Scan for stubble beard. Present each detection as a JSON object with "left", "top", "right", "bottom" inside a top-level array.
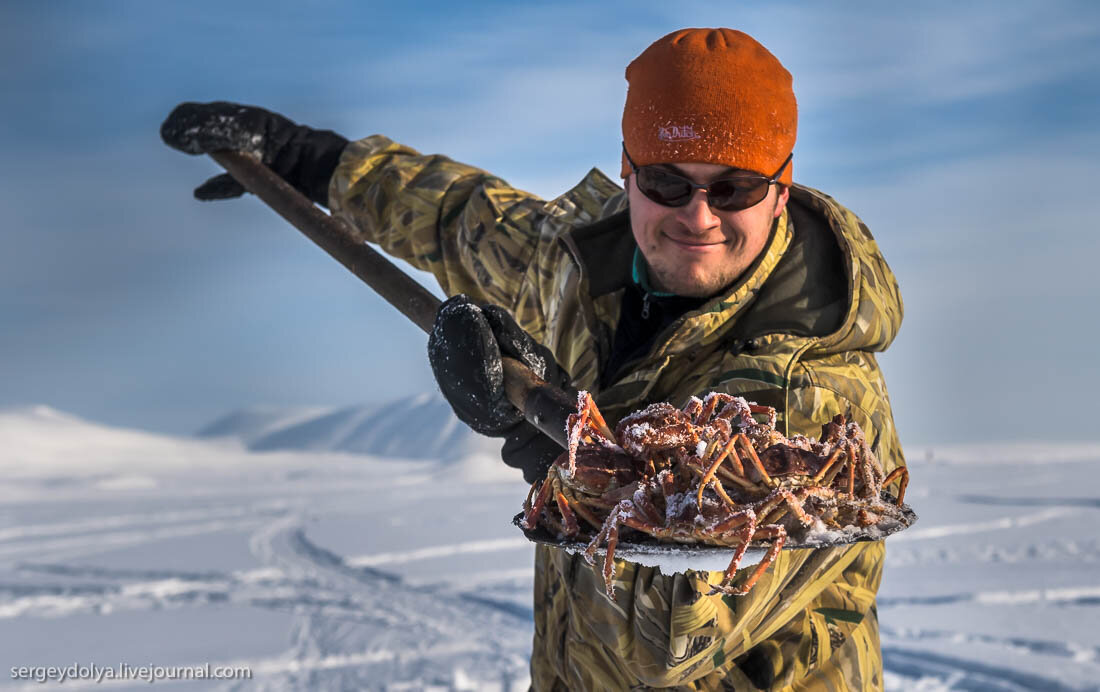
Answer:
[
  {"left": 644, "top": 196, "right": 779, "bottom": 299},
  {"left": 646, "top": 256, "right": 743, "bottom": 298}
]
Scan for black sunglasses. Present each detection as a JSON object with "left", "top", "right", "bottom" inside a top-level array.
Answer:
[{"left": 623, "top": 143, "right": 792, "bottom": 212}]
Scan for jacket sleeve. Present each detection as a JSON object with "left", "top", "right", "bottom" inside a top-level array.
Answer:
[
  {"left": 564, "top": 351, "right": 902, "bottom": 687},
  {"left": 327, "top": 135, "right": 550, "bottom": 313}
]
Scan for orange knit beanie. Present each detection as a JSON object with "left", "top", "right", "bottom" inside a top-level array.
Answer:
[{"left": 621, "top": 28, "right": 797, "bottom": 185}]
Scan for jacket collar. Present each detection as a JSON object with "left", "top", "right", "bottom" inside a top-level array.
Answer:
[{"left": 559, "top": 209, "right": 635, "bottom": 297}]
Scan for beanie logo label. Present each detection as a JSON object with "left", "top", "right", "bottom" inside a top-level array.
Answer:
[{"left": 658, "top": 125, "right": 700, "bottom": 141}]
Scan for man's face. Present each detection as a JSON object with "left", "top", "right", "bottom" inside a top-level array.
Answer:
[{"left": 627, "top": 162, "right": 789, "bottom": 298}]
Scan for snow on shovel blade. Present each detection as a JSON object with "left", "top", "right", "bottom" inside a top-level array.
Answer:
[{"left": 513, "top": 495, "right": 917, "bottom": 575}]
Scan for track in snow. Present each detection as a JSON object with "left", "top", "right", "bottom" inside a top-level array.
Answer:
[
  {"left": 241, "top": 515, "right": 533, "bottom": 690},
  {"left": 882, "top": 646, "right": 1098, "bottom": 692}
]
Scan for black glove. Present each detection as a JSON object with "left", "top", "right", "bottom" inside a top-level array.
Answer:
[
  {"left": 160, "top": 101, "right": 348, "bottom": 207},
  {"left": 428, "top": 294, "right": 572, "bottom": 483}
]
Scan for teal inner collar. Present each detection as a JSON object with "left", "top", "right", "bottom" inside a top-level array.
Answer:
[{"left": 631, "top": 247, "right": 676, "bottom": 297}]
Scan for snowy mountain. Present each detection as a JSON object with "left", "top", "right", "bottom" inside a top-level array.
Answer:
[
  {"left": 0, "top": 404, "right": 286, "bottom": 481},
  {"left": 196, "top": 392, "right": 498, "bottom": 461}
]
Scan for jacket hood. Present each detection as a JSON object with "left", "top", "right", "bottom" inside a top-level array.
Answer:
[{"left": 783, "top": 185, "right": 903, "bottom": 355}]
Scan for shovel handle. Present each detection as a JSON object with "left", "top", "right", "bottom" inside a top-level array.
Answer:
[{"left": 208, "top": 150, "right": 573, "bottom": 448}]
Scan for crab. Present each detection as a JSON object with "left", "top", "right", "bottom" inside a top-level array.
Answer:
[
  {"left": 582, "top": 464, "right": 794, "bottom": 599},
  {"left": 522, "top": 390, "right": 911, "bottom": 599},
  {"left": 817, "top": 414, "right": 909, "bottom": 505},
  {"left": 691, "top": 407, "right": 910, "bottom": 530},
  {"left": 522, "top": 444, "right": 646, "bottom": 538}
]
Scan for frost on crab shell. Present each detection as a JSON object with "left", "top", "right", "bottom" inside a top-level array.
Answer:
[
  {"left": 663, "top": 491, "right": 698, "bottom": 523},
  {"left": 622, "top": 422, "right": 654, "bottom": 439},
  {"left": 635, "top": 402, "right": 676, "bottom": 417},
  {"left": 702, "top": 507, "right": 757, "bottom": 533},
  {"left": 781, "top": 434, "right": 810, "bottom": 450}
]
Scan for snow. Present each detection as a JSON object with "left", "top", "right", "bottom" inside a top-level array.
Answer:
[
  {"left": 1, "top": 403, "right": 1099, "bottom": 691},
  {"left": 555, "top": 535, "right": 768, "bottom": 574}
]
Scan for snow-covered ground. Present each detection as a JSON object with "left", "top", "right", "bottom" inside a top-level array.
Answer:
[{"left": 1, "top": 400, "right": 1098, "bottom": 691}]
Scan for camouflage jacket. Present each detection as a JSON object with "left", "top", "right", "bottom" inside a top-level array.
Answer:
[{"left": 330, "top": 135, "right": 905, "bottom": 691}]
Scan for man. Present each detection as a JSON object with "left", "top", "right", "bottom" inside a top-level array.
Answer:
[{"left": 163, "top": 27, "right": 904, "bottom": 690}]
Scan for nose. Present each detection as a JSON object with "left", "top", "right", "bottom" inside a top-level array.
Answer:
[{"left": 674, "top": 189, "right": 721, "bottom": 234}]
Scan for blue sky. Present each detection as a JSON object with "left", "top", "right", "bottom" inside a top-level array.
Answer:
[{"left": 2, "top": 0, "right": 1098, "bottom": 445}]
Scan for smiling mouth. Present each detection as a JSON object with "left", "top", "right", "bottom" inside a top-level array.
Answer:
[{"left": 663, "top": 233, "right": 726, "bottom": 248}]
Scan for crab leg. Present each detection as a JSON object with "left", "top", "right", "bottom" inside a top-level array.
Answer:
[
  {"left": 522, "top": 478, "right": 554, "bottom": 529},
  {"left": 682, "top": 397, "right": 703, "bottom": 423},
  {"left": 698, "top": 438, "right": 718, "bottom": 465},
  {"left": 712, "top": 524, "right": 787, "bottom": 596},
  {"left": 697, "top": 392, "right": 733, "bottom": 425},
  {"left": 566, "top": 491, "right": 607, "bottom": 531},
  {"left": 846, "top": 442, "right": 857, "bottom": 497},
  {"left": 601, "top": 515, "right": 622, "bottom": 599},
  {"left": 714, "top": 395, "right": 749, "bottom": 423},
  {"left": 722, "top": 439, "right": 746, "bottom": 477},
  {"left": 578, "top": 391, "right": 616, "bottom": 442},
  {"left": 818, "top": 449, "right": 847, "bottom": 489},
  {"left": 882, "top": 467, "right": 909, "bottom": 505},
  {"left": 863, "top": 439, "right": 885, "bottom": 487},
  {"left": 754, "top": 487, "right": 814, "bottom": 527},
  {"left": 555, "top": 486, "right": 580, "bottom": 536},
  {"left": 710, "top": 418, "right": 733, "bottom": 441},
  {"left": 709, "top": 478, "right": 737, "bottom": 508},
  {"left": 565, "top": 414, "right": 584, "bottom": 477},
  {"left": 690, "top": 473, "right": 739, "bottom": 509},
  {"left": 565, "top": 413, "right": 590, "bottom": 478},
  {"left": 798, "top": 486, "right": 839, "bottom": 504},
  {"left": 566, "top": 392, "right": 617, "bottom": 477},
  {"left": 811, "top": 447, "right": 846, "bottom": 483},
  {"left": 706, "top": 508, "right": 756, "bottom": 535},
  {"left": 736, "top": 434, "right": 774, "bottom": 486},
  {"left": 748, "top": 404, "right": 777, "bottom": 429},
  {"left": 696, "top": 434, "right": 744, "bottom": 507},
  {"left": 523, "top": 481, "right": 539, "bottom": 514},
  {"left": 583, "top": 506, "right": 617, "bottom": 564},
  {"left": 855, "top": 444, "right": 877, "bottom": 499},
  {"left": 584, "top": 503, "right": 631, "bottom": 600},
  {"left": 707, "top": 525, "right": 755, "bottom": 594},
  {"left": 712, "top": 448, "right": 758, "bottom": 491}
]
